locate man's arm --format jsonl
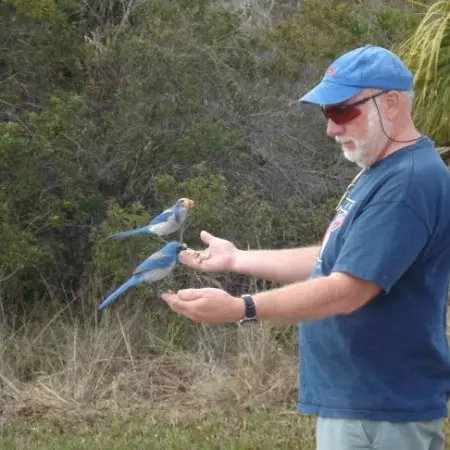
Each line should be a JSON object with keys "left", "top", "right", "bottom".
{"left": 232, "top": 246, "right": 321, "bottom": 284}
{"left": 181, "top": 231, "right": 320, "bottom": 284}
{"left": 160, "top": 271, "right": 381, "bottom": 324}
{"left": 252, "top": 271, "right": 381, "bottom": 322}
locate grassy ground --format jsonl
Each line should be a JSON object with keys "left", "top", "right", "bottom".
{"left": 2, "top": 411, "right": 450, "bottom": 449}
{"left": 1, "top": 302, "right": 450, "bottom": 449}
{"left": 0, "top": 409, "right": 316, "bottom": 449}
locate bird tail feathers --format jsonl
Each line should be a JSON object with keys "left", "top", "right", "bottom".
{"left": 98, "top": 276, "right": 139, "bottom": 310}
{"left": 109, "top": 227, "right": 149, "bottom": 239}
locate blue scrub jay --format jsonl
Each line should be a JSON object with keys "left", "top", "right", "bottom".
{"left": 98, "top": 241, "right": 187, "bottom": 310}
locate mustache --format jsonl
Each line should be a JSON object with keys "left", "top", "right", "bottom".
{"left": 335, "top": 137, "right": 356, "bottom": 144}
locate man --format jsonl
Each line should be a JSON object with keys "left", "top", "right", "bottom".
{"left": 161, "top": 45, "right": 450, "bottom": 450}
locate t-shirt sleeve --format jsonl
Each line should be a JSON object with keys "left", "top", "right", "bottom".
{"left": 332, "top": 201, "right": 430, "bottom": 293}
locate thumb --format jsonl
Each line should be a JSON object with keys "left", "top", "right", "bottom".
{"left": 177, "top": 289, "right": 203, "bottom": 301}
{"left": 200, "top": 230, "right": 214, "bottom": 245}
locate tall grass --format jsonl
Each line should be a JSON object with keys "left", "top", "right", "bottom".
{"left": 0, "top": 279, "right": 298, "bottom": 424}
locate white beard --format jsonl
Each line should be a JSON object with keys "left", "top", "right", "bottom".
{"left": 335, "top": 105, "right": 390, "bottom": 168}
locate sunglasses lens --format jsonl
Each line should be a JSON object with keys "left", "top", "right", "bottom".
{"left": 322, "top": 106, "right": 362, "bottom": 125}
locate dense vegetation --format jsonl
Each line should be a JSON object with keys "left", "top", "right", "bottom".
{"left": 1, "top": 0, "right": 438, "bottom": 307}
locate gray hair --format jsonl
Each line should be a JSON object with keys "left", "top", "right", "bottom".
{"left": 403, "top": 90, "right": 415, "bottom": 109}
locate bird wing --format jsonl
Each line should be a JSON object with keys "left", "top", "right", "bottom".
{"left": 133, "top": 252, "right": 176, "bottom": 275}
{"left": 149, "top": 209, "right": 174, "bottom": 226}
{"left": 141, "top": 265, "right": 176, "bottom": 283}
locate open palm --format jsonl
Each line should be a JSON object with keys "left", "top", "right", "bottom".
{"left": 179, "top": 230, "right": 238, "bottom": 273}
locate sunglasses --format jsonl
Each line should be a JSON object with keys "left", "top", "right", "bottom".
{"left": 321, "top": 91, "right": 387, "bottom": 125}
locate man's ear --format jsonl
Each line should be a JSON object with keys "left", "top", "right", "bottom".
{"left": 384, "top": 90, "right": 401, "bottom": 120}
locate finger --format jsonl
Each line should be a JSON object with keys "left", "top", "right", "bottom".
{"left": 178, "top": 250, "right": 192, "bottom": 263}
{"left": 161, "top": 292, "right": 190, "bottom": 314}
{"left": 176, "top": 288, "right": 204, "bottom": 301}
{"left": 160, "top": 291, "right": 177, "bottom": 303}
{"left": 200, "top": 230, "right": 214, "bottom": 245}
{"left": 178, "top": 250, "right": 206, "bottom": 267}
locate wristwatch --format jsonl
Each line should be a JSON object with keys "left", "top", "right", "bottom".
{"left": 239, "top": 294, "right": 258, "bottom": 324}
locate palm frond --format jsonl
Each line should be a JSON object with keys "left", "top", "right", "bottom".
{"left": 395, "top": 1, "right": 450, "bottom": 145}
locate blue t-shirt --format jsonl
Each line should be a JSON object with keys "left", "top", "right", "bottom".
{"left": 298, "top": 137, "right": 450, "bottom": 421}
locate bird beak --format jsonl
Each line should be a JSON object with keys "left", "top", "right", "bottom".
{"left": 182, "top": 199, "right": 194, "bottom": 208}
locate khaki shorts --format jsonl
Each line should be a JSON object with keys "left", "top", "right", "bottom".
{"left": 316, "top": 417, "right": 445, "bottom": 450}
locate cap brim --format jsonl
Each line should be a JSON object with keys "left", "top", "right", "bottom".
{"left": 298, "top": 81, "right": 362, "bottom": 105}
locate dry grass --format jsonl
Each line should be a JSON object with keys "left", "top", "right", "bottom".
{"left": 0, "top": 296, "right": 314, "bottom": 448}
{"left": 0, "top": 293, "right": 299, "bottom": 426}
{"left": 0, "top": 292, "right": 449, "bottom": 448}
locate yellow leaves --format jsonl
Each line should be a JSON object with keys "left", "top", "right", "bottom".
{"left": 49, "top": 214, "right": 61, "bottom": 225}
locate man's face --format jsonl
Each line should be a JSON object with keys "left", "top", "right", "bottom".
{"left": 324, "top": 90, "right": 390, "bottom": 168}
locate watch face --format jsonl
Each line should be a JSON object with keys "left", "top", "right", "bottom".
{"left": 244, "top": 298, "right": 256, "bottom": 315}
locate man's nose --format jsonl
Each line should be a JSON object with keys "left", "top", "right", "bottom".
{"left": 326, "top": 119, "right": 344, "bottom": 137}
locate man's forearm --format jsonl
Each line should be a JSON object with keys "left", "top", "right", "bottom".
{"left": 251, "top": 272, "right": 378, "bottom": 323}
{"left": 232, "top": 246, "right": 320, "bottom": 284}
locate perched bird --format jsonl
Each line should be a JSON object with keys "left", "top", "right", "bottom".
{"left": 98, "top": 241, "right": 187, "bottom": 310}
{"left": 109, "top": 198, "right": 194, "bottom": 241}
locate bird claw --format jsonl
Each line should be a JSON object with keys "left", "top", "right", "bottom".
{"left": 158, "top": 289, "right": 174, "bottom": 295}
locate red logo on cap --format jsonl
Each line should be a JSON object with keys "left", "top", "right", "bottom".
{"left": 326, "top": 66, "right": 336, "bottom": 75}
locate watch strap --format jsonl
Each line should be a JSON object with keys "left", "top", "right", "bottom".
{"left": 239, "top": 294, "right": 258, "bottom": 324}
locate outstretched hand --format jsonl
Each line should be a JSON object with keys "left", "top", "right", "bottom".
{"left": 180, "top": 230, "right": 239, "bottom": 273}
{"left": 161, "top": 288, "right": 244, "bottom": 323}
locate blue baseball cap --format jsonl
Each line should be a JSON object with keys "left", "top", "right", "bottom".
{"left": 298, "top": 44, "right": 413, "bottom": 106}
